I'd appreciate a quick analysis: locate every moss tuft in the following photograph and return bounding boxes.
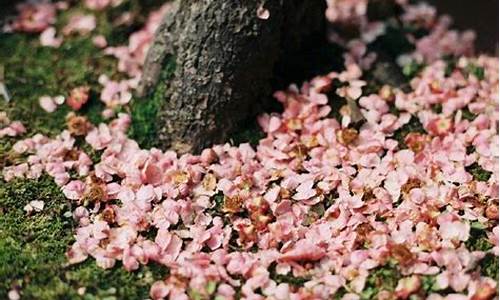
[465,225,494,252]
[0,33,116,137]
[464,63,485,80]
[360,263,400,300]
[479,253,499,281]
[461,108,477,122]
[466,162,492,182]
[128,57,176,149]
[402,60,424,78]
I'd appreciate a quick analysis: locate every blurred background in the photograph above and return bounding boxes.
[428,0,498,54]
[0,0,498,53]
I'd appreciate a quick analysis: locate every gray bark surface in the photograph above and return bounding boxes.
[138,0,326,153]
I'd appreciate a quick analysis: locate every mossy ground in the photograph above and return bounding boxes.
[0,1,268,296]
[0,176,168,299]
[0,1,171,298]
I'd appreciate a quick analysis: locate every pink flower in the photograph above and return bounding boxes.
[7,289,20,300]
[123,246,140,271]
[155,230,182,263]
[63,14,96,36]
[439,221,470,242]
[150,281,170,300]
[84,0,112,10]
[256,4,270,20]
[66,243,88,264]
[23,200,45,213]
[85,124,113,150]
[292,179,317,200]
[39,96,57,113]
[258,114,282,133]
[92,35,108,48]
[200,148,218,164]
[264,185,280,203]
[40,27,62,47]
[99,79,133,107]
[67,87,90,111]
[63,180,86,200]
[279,239,326,262]
[12,3,56,33]
[0,121,26,138]
[427,117,453,136]
[3,5,497,297]
[395,276,421,299]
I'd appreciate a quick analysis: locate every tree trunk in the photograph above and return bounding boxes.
[138,0,326,153]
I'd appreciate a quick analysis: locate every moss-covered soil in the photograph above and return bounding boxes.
[0,1,175,298]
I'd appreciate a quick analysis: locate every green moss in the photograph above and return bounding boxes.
[0,176,72,297]
[187,281,218,300]
[80,141,103,165]
[0,33,119,136]
[128,57,176,149]
[479,253,499,281]
[466,145,475,155]
[326,79,349,122]
[332,287,348,300]
[461,108,477,122]
[366,0,402,21]
[0,2,177,298]
[274,274,310,287]
[360,263,400,300]
[0,1,170,138]
[464,63,485,80]
[402,60,424,78]
[0,176,168,299]
[421,275,439,293]
[431,103,442,114]
[466,162,492,182]
[465,224,494,252]
[443,55,457,77]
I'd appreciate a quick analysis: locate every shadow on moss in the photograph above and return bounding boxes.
[128,57,176,150]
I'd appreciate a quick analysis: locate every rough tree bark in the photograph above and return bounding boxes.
[138,0,327,153]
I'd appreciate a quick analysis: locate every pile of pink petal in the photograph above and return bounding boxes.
[4,55,498,299]
[0,111,26,138]
[327,0,475,70]
[1,1,499,300]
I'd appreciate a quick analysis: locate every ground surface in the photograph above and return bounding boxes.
[0,2,174,298]
[0,1,498,300]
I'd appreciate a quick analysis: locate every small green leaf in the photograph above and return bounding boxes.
[471,221,487,230]
[206,281,217,294]
[402,61,424,78]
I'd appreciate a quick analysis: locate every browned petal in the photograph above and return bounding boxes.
[67,114,91,136]
[401,178,422,194]
[390,243,415,267]
[223,195,244,213]
[340,128,358,145]
[101,206,116,224]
